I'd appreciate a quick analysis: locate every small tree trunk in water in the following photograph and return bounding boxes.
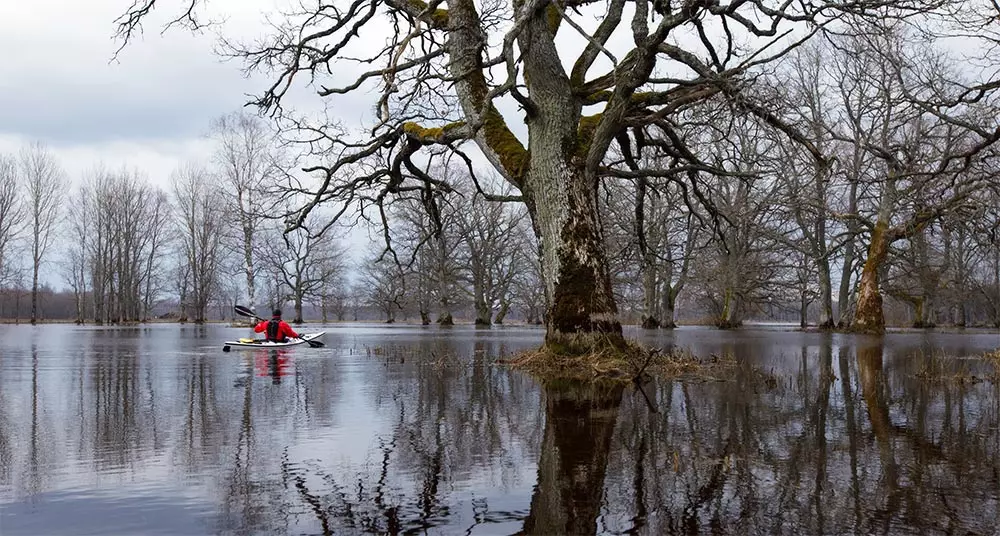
[640,257,659,329]
[800,293,809,329]
[30,264,39,325]
[853,220,890,334]
[817,260,834,329]
[294,296,303,324]
[659,282,677,329]
[419,310,431,325]
[837,181,860,328]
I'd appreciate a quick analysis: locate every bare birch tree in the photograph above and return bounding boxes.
[212,111,279,315]
[19,143,64,324]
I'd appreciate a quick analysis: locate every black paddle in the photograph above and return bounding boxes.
[233,305,325,348]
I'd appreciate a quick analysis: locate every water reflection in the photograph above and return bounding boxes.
[520,381,624,535]
[0,325,997,535]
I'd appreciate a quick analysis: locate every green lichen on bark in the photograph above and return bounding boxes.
[546,4,561,34]
[574,113,602,158]
[402,120,465,142]
[404,0,449,27]
[482,106,530,180]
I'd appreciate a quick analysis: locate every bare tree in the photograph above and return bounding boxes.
[361,252,408,323]
[211,111,279,314]
[261,216,348,324]
[0,154,22,289]
[19,143,64,324]
[115,0,934,356]
[171,163,224,323]
[454,185,527,326]
[63,183,90,323]
[826,27,996,333]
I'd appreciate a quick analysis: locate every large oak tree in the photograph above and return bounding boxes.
[116,0,948,349]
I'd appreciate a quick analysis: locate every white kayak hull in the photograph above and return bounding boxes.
[222,331,325,351]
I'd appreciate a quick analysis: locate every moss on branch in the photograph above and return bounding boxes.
[402,120,465,142]
[403,0,449,27]
[482,107,530,181]
[575,113,602,158]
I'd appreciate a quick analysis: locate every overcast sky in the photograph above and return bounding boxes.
[0,0,282,187]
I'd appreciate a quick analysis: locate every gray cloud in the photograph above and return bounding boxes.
[0,0,267,145]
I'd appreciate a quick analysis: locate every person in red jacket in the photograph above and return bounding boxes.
[254,309,300,342]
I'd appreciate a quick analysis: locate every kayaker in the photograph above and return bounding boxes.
[254,309,300,342]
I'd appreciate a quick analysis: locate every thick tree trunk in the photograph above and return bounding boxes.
[853,220,889,334]
[716,287,741,329]
[520,381,623,536]
[473,282,491,326]
[531,165,623,349]
[659,281,678,329]
[494,300,510,324]
[419,310,431,325]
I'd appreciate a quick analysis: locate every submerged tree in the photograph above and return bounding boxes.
[116,0,974,353]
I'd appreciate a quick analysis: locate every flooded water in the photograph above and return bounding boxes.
[0,323,998,535]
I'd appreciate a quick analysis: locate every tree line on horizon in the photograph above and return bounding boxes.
[2,30,1000,328]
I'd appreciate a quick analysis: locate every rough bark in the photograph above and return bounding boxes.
[853,220,890,333]
[640,248,659,329]
[660,287,678,329]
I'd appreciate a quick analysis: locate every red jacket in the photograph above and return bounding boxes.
[254,318,300,341]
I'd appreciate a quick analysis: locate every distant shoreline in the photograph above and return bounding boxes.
[1,318,997,334]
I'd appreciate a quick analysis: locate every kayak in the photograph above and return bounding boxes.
[222,331,325,352]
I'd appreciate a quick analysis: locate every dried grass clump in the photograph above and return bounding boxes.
[913,350,1000,384]
[503,336,743,383]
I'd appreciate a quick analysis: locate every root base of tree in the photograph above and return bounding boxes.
[503,337,748,383]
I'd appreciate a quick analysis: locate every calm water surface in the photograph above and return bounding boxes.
[0,323,998,535]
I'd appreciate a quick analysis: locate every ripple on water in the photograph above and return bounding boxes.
[0,483,216,535]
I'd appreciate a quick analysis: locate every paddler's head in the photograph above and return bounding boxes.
[272,309,282,318]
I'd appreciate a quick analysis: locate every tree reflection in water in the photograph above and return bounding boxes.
[2,329,998,535]
[519,381,624,535]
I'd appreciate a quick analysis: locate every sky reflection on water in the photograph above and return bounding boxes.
[0,323,997,535]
